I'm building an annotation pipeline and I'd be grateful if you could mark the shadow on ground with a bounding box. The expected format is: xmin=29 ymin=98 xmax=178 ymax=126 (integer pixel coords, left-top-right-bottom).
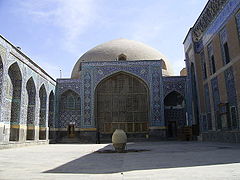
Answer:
xmin=44 ymin=142 xmax=240 ymax=174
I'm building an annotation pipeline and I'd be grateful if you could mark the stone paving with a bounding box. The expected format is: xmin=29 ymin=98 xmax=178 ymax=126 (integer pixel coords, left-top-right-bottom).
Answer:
xmin=0 ymin=141 xmax=240 ymax=180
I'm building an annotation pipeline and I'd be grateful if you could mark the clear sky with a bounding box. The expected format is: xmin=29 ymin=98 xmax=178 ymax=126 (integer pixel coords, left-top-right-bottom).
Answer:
xmin=0 ymin=0 xmax=208 ymax=78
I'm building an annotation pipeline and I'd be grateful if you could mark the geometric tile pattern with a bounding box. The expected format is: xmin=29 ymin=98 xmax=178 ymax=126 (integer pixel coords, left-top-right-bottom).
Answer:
xmin=236 ymin=11 xmax=240 ymax=38
xmin=8 ymin=62 xmax=22 ymax=125
xmin=48 ymin=91 xmax=55 ymax=128
xmin=211 ymin=77 xmax=221 ymax=129
xmin=81 ymin=60 xmax=164 ymax=128
xmin=163 ymin=76 xmax=187 ymax=127
xmin=0 ymin=58 xmax=3 ymax=120
xmin=0 ymin=36 xmax=55 ymax=143
xmin=204 ymin=83 xmax=212 ymax=131
xmin=26 ymin=77 xmax=36 ymax=125
xmin=55 ymin=60 xmax=172 ymax=128
xmin=58 ymin=90 xmax=81 ymax=128
xmin=39 ymin=85 xmax=47 ymax=127
xmin=224 ymin=67 xmax=238 ymax=129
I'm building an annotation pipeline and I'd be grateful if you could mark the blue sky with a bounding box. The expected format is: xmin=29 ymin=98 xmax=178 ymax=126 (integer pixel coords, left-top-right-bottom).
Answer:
xmin=0 ymin=0 xmax=208 ymax=78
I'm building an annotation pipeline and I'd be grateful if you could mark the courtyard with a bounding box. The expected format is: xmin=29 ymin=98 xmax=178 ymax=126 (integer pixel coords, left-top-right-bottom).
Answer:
xmin=0 ymin=141 xmax=240 ymax=180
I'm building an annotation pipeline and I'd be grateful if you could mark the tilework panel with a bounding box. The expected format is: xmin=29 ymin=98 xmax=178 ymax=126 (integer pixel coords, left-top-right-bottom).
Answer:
xmin=55 ymin=79 xmax=81 ymax=128
xmin=211 ymin=77 xmax=221 ymax=129
xmin=39 ymin=85 xmax=47 ymax=127
xmin=200 ymin=51 xmax=207 ymax=79
xmin=163 ymin=77 xmax=186 ymax=97
xmin=48 ymin=92 xmax=55 ymax=128
xmin=163 ymin=76 xmax=187 ymax=127
xmin=192 ymin=0 xmax=228 ymax=41
xmin=202 ymin=0 xmax=240 ymax=45
xmin=204 ymin=84 xmax=212 ymax=130
xmin=52 ymin=60 xmax=167 ymax=129
xmin=26 ymin=78 xmax=36 ymax=125
xmin=8 ymin=63 xmax=22 ymax=124
xmin=236 ymin=11 xmax=240 ymax=38
xmin=0 ymin=59 xmax=3 ymax=122
xmin=79 ymin=60 xmax=164 ymax=127
xmin=0 ymin=36 xmax=56 ymax=143
xmin=83 ymin=72 xmax=92 ymax=126
xmin=201 ymin=114 xmax=208 ymax=132
xmin=184 ymin=56 xmax=194 ymax=126
xmin=224 ymin=67 xmax=239 ymax=129
xmin=58 ymin=90 xmax=81 ymax=128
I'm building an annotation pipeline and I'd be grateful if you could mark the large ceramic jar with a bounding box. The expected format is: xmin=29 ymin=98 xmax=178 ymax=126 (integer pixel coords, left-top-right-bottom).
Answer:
xmin=112 ymin=129 xmax=127 ymax=152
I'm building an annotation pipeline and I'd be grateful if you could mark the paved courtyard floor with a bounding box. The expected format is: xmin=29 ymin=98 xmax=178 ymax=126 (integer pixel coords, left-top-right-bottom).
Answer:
xmin=0 ymin=141 xmax=240 ymax=180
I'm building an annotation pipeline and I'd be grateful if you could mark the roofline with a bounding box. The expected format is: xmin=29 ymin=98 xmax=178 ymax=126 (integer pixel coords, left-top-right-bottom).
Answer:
xmin=0 ymin=34 xmax=56 ymax=83
xmin=191 ymin=0 xmax=212 ymax=31
xmin=183 ymin=0 xmax=218 ymax=44
xmin=184 ymin=0 xmax=230 ymax=43
xmin=183 ymin=28 xmax=193 ymax=44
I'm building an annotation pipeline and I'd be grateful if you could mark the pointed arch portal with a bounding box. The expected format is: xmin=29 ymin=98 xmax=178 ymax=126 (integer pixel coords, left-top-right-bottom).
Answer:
xmin=8 ymin=63 xmax=22 ymax=141
xmin=0 ymin=57 xmax=3 ymax=106
xmin=39 ymin=84 xmax=47 ymax=140
xmin=95 ymin=72 xmax=149 ymax=141
xmin=26 ymin=77 xmax=36 ymax=140
xmin=164 ymin=91 xmax=185 ymax=139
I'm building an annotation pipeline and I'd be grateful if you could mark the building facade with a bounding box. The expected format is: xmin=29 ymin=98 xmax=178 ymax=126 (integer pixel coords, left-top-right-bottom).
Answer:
xmin=0 ymin=37 xmax=191 ymax=145
xmin=51 ymin=39 xmax=190 ymax=143
xmin=4 ymin=0 xmax=239 ymax=145
xmin=184 ymin=0 xmax=240 ymax=143
xmin=0 ymin=35 xmax=56 ymax=146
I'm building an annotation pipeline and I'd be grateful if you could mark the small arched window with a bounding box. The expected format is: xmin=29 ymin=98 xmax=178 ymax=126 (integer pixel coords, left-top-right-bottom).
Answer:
xmin=118 ymin=54 xmax=127 ymax=61
xmin=161 ymin=60 xmax=167 ymax=70
xmin=67 ymin=95 xmax=75 ymax=109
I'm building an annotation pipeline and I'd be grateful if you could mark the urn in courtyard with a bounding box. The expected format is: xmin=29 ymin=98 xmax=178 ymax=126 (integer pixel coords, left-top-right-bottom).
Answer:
xmin=112 ymin=129 xmax=127 ymax=152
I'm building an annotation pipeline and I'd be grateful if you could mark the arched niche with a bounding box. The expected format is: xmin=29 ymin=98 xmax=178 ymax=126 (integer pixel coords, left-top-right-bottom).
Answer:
xmin=39 ymin=84 xmax=47 ymax=140
xmin=48 ymin=91 xmax=55 ymax=128
xmin=95 ymin=71 xmax=149 ymax=142
xmin=59 ymin=89 xmax=80 ymax=138
xmin=48 ymin=91 xmax=55 ymax=140
xmin=118 ymin=54 xmax=127 ymax=61
xmin=60 ymin=90 xmax=80 ymax=112
xmin=164 ymin=91 xmax=185 ymax=138
xmin=164 ymin=91 xmax=184 ymax=109
xmin=0 ymin=56 xmax=3 ymax=105
xmin=8 ymin=62 xmax=22 ymax=141
xmin=162 ymin=60 xmax=167 ymax=70
xmin=26 ymin=77 xmax=36 ymax=140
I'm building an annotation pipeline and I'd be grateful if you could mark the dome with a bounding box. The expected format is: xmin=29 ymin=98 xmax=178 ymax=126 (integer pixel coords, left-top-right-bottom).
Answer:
xmin=71 ymin=38 xmax=173 ymax=78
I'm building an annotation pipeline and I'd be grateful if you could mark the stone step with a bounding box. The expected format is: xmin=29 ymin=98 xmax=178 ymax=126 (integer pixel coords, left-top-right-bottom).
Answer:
xmin=58 ymin=137 xmax=81 ymax=144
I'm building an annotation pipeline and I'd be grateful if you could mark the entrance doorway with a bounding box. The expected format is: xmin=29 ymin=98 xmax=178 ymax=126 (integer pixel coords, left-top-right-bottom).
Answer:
xmin=95 ymin=72 xmax=149 ymax=141
xmin=68 ymin=124 xmax=75 ymax=138
xmin=167 ymin=121 xmax=177 ymax=138
xmin=164 ymin=91 xmax=185 ymax=139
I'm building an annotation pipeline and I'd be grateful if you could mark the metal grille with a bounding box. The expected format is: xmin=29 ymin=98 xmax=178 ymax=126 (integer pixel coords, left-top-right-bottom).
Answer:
xmin=96 ymin=73 xmax=149 ymax=134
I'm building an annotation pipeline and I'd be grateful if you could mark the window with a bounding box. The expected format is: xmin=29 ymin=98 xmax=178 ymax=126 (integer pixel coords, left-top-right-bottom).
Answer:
xmin=230 ymin=106 xmax=238 ymax=129
xmin=207 ymin=112 xmax=212 ymax=130
xmin=202 ymin=114 xmax=207 ymax=132
xmin=220 ymin=28 xmax=230 ymax=64
xmin=207 ymin=43 xmax=216 ymax=75
xmin=118 ymin=54 xmax=127 ymax=61
xmin=211 ymin=55 xmax=216 ymax=74
xmin=67 ymin=95 xmax=75 ymax=109
xmin=223 ymin=43 xmax=230 ymax=64
xmin=200 ymin=51 xmax=207 ymax=79
xmin=235 ymin=11 xmax=240 ymax=38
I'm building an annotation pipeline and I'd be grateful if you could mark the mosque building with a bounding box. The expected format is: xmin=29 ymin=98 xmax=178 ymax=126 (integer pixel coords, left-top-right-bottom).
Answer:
xmin=0 ymin=0 xmax=240 ymax=147
xmin=53 ymin=38 xmax=189 ymax=143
